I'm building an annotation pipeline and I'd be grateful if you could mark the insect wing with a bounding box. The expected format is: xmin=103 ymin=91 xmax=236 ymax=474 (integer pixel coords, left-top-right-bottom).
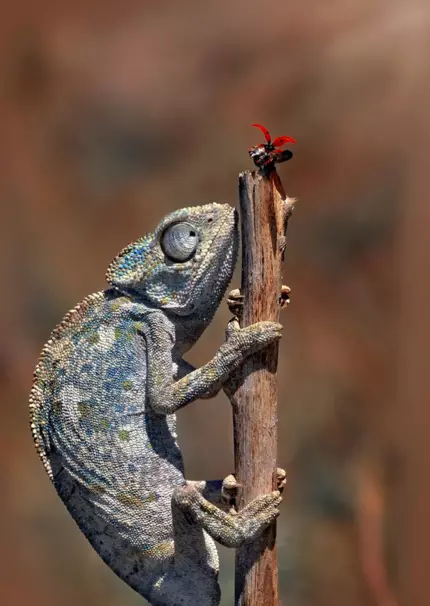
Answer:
xmin=272 ymin=136 xmax=296 ymax=147
xmin=251 ymin=123 xmax=272 ymax=143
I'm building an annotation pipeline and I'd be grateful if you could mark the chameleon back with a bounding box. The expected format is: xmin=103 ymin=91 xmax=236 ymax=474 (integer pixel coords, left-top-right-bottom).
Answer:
xmin=30 ymin=289 xmax=185 ymax=593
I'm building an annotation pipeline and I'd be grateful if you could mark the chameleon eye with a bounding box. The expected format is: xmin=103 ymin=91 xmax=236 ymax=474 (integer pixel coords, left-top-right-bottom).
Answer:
xmin=161 ymin=222 xmax=199 ymax=262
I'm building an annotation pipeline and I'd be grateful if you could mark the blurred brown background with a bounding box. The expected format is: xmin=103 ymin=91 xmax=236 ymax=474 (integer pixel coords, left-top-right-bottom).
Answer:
xmin=1 ymin=1 xmax=430 ymax=605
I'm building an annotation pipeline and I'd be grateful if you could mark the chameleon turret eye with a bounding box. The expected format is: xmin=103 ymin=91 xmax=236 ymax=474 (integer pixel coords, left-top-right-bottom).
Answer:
xmin=161 ymin=222 xmax=199 ymax=262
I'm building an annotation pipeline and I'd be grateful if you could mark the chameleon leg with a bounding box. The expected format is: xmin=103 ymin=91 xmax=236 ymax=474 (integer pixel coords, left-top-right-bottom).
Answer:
xmin=142 ymin=311 xmax=282 ymax=415
xmin=148 ymin=484 xmax=282 ymax=605
xmin=176 ymin=360 xmax=221 ymax=399
xmin=172 ymin=483 xmax=282 ymax=549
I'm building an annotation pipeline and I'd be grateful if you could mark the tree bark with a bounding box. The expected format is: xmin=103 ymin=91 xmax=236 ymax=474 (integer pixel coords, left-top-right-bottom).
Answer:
xmin=229 ymin=169 xmax=294 ymax=606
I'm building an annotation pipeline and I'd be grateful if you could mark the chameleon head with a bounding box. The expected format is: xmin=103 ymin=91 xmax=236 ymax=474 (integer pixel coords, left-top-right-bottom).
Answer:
xmin=106 ymin=202 xmax=239 ymax=315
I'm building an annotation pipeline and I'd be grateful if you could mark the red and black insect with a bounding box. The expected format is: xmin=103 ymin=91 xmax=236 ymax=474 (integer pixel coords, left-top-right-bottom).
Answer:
xmin=248 ymin=124 xmax=295 ymax=172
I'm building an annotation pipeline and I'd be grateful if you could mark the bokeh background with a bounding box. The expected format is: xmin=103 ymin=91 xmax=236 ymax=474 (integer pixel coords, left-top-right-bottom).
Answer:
xmin=2 ymin=1 xmax=430 ymax=605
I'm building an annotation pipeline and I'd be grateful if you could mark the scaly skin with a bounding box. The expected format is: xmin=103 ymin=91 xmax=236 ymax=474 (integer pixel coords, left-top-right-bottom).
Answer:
xmin=29 ymin=202 xmax=283 ymax=606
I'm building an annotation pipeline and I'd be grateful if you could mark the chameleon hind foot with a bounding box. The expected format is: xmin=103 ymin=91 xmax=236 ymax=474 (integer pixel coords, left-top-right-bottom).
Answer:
xmin=172 ymin=484 xmax=282 ymax=549
xmin=221 ymin=467 xmax=287 ymax=512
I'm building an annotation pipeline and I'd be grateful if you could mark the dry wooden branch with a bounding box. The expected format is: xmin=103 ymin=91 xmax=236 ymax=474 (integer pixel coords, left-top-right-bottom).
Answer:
xmin=228 ymin=169 xmax=294 ymax=606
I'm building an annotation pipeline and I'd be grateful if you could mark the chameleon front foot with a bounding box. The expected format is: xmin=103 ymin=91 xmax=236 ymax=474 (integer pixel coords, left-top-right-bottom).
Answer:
xmin=227 ymin=285 xmax=291 ymax=318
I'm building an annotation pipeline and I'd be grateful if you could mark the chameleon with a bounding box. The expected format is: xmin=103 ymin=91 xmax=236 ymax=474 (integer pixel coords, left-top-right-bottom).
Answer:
xmin=29 ymin=202 xmax=285 ymax=606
